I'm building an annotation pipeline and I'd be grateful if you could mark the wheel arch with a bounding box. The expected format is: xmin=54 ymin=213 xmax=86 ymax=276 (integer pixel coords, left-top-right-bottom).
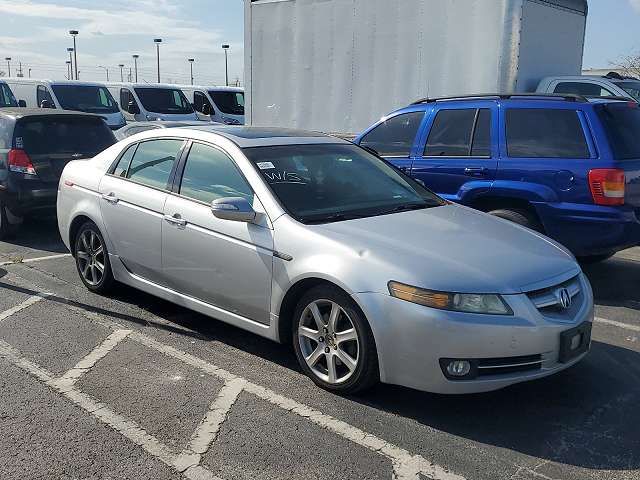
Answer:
xmin=468 ymin=195 xmax=546 ymax=232
xmin=68 ymin=214 xmax=99 ymax=256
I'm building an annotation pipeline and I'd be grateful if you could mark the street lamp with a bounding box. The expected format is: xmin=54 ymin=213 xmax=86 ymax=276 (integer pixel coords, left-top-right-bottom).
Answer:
xmin=67 ymin=47 xmax=74 ymax=81
xmin=118 ymin=64 xmax=124 ymax=82
xmin=69 ymin=30 xmax=79 ymax=80
xmin=222 ymin=44 xmax=230 ymax=86
xmin=188 ymin=58 xmax=195 ymax=85
xmin=5 ymin=57 xmax=11 ymax=77
xmin=66 ymin=60 xmax=72 ymax=80
xmin=132 ymin=54 xmax=139 ymax=83
xmin=153 ymin=38 xmax=162 ymax=83
xmin=98 ymin=65 xmax=109 ymax=81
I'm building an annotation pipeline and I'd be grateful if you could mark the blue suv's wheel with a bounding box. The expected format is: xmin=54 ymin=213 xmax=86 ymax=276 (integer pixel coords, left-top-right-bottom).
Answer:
xmin=489 ymin=209 xmax=543 ymax=233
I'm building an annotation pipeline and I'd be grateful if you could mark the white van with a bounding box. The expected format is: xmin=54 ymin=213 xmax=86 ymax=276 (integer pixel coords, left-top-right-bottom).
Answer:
xmin=0 ymin=81 xmax=21 ymax=108
xmin=4 ymin=79 xmax=126 ymax=129
xmin=105 ymin=82 xmax=200 ymax=123
xmin=180 ymin=85 xmax=244 ymax=125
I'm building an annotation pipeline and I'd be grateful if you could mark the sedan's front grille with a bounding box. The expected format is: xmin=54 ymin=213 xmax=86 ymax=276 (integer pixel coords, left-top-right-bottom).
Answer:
xmin=477 ymin=354 xmax=543 ymax=377
xmin=526 ymin=275 xmax=581 ymax=316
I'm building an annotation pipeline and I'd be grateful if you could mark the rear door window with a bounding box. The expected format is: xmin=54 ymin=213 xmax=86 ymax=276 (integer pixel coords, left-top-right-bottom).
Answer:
xmin=424 ymin=108 xmax=491 ymax=157
xmin=506 ymin=109 xmax=590 ymax=158
xmin=596 ymin=103 xmax=640 ymax=160
xmin=553 ymin=82 xmax=615 ymax=97
xmin=359 ymin=112 xmax=424 ymax=157
xmin=126 ymin=139 xmax=184 ymax=190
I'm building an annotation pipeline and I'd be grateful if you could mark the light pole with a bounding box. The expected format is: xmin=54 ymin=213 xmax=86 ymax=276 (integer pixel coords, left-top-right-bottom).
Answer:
xmin=222 ymin=44 xmax=230 ymax=86
xmin=153 ymin=38 xmax=162 ymax=83
xmin=188 ymin=58 xmax=195 ymax=85
xmin=28 ymin=68 xmax=31 ymax=78
xmin=132 ymin=54 xmax=139 ymax=82
xmin=5 ymin=57 xmax=11 ymax=77
xmin=98 ymin=65 xmax=109 ymax=81
xmin=66 ymin=61 xmax=72 ymax=80
xmin=69 ymin=30 xmax=79 ymax=80
xmin=118 ymin=64 xmax=124 ymax=82
xmin=67 ymin=47 xmax=74 ymax=80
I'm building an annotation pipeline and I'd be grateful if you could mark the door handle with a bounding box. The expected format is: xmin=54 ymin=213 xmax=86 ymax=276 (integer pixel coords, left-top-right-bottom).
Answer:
xmin=464 ymin=167 xmax=488 ymax=176
xmin=164 ymin=214 xmax=187 ymax=228
xmin=101 ymin=193 xmax=119 ymax=204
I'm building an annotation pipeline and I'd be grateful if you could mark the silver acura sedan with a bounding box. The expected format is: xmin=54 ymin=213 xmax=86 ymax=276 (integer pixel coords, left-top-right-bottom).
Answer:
xmin=57 ymin=126 xmax=593 ymax=394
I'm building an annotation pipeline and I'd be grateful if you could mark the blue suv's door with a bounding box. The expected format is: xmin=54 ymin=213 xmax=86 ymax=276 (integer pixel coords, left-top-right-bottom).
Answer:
xmin=411 ymin=103 xmax=498 ymax=203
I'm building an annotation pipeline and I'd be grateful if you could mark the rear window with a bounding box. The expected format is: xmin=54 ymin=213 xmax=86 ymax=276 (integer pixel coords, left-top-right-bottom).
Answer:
xmin=15 ymin=116 xmax=116 ymax=155
xmin=506 ymin=109 xmax=590 ymax=158
xmin=596 ymin=103 xmax=640 ymax=160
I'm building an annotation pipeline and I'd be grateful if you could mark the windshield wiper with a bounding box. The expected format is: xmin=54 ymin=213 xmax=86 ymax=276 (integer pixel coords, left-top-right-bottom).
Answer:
xmin=376 ymin=202 xmax=432 ymax=216
xmin=302 ymin=212 xmax=369 ymax=224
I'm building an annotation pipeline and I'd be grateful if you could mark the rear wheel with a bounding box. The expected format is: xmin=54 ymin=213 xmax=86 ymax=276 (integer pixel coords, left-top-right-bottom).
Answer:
xmin=292 ymin=285 xmax=379 ymax=394
xmin=74 ymin=222 xmax=114 ymax=294
xmin=488 ymin=208 xmax=543 ymax=233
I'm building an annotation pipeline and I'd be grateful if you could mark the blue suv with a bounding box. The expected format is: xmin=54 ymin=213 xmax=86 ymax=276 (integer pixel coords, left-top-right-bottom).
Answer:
xmin=355 ymin=94 xmax=640 ymax=261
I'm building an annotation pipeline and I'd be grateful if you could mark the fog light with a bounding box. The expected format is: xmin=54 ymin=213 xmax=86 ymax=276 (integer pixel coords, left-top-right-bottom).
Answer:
xmin=446 ymin=360 xmax=471 ymax=377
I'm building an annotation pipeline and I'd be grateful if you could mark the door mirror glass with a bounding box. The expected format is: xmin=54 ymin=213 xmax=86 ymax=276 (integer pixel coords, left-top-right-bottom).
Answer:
xmin=211 ymin=197 xmax=256 ymax=223
xmin=127 ymin=100 xmax=140 ymax=115
xmin=201 ymin=103 xmax=212 ymax=116
xmin=40 ymin=99 xmax=52 ymax=109
xmin=18 ymin=99 xmax=27 ymax=108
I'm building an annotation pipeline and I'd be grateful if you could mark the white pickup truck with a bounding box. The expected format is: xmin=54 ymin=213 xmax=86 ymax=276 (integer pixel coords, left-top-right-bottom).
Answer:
xmin=536 ymin=72 xmax=640 ymax=101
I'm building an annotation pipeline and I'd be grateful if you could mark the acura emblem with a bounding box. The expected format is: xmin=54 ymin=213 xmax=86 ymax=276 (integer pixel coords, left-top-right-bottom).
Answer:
xmin=556 ymin=288 xmax=572 ymax=310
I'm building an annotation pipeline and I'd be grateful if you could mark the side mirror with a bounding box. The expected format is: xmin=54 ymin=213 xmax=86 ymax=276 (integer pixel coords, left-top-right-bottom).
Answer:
xmin=127 ymin=100 xmax=140 ymax=115
xmin=18 ymin=99 xmax=26 ymax=108
xmin=201 ymin=103 xmax=212 ymax=116
xmin=211 ymin=197 xmax=256 ymax=223
xmin=40 ymin=99 xmax=52 ymax=109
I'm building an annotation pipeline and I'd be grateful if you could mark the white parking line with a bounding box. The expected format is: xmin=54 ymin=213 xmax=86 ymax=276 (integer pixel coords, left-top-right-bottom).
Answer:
xmin=594 ymin=317 xmax=640 ymax=333
xmin=0 ymin=253 xmax=71 ymax=266
xmin=0 ymin=293 xmax=50 ymax=322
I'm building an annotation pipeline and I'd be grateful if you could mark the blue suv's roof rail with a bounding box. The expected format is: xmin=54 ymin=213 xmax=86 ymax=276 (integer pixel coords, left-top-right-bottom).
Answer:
xmin=411 ymin=93 xmax=588 ymax=105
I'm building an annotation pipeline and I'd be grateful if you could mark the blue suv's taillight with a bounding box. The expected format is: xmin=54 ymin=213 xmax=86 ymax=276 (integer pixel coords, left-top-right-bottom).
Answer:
xmin=588 ymin=169 xmax=625 ymax=206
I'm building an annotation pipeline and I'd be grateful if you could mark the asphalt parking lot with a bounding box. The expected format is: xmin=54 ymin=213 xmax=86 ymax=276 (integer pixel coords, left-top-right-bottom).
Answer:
xmin=0 ymin=218 xmax=638 ymax=480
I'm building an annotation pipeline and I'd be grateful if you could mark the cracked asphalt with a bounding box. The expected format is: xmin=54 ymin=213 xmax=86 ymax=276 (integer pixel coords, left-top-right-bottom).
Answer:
xmin=0 ymin=218 xmax=639 ymax=480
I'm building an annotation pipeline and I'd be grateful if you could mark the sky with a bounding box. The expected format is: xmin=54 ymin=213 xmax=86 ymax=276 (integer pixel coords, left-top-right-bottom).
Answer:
xmin=0 ymin=0 xmax=638 ymax=85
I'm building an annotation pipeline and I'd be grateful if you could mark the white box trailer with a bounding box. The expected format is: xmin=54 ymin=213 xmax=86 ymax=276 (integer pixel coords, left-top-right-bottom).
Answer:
xmin=244 ymin=0 xmax=588 ymax=135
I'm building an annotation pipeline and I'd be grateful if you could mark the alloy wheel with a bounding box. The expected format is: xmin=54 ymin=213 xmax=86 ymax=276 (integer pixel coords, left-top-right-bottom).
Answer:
xmin=76 ymin=229 xmax=105 ymax=286
xmin=298 ymin=299 xmax=360 ymax=385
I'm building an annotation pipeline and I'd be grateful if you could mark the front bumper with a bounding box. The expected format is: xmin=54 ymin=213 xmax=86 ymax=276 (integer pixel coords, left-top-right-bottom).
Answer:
xmin=353 ymin=273 xmax=593 ymax=394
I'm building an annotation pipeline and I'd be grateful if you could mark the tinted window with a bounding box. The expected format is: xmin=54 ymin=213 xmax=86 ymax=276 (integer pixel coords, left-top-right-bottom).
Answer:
xmin=424 ymin=109 xmax=491 ymax=157
xmin=0 ymin=83 xmax=18 ymax=107
xmin=37 ymin=86 xmax=55 ymax=108
xmin=134 ymin=88 xmax=193 ymax=114
xmin=554 ymin=82 xmax=615 ymax=97
xmin=126 ymin=139 xmax=184 ymax=189
xmin=209 ymin=91 xmax=244 ymax=115
xmin=112 ymin=144 xmax=138 ymax=177
xmin=16 ymin=117 xmax=115 ymax=155
xmin=613 ymin=81 xmax=640 ymax=101
xmin=596 ymin=103 xmax=640 ymax=160
xmin=506 ymin=109 xmax=590 ymax=158
xmin=360 ymin=112 xmax=424 ymax=157
xmin=51 ymin=85 xmax=119 ymax=113
xmin=180 ymin=143 xmax=253 ymax=204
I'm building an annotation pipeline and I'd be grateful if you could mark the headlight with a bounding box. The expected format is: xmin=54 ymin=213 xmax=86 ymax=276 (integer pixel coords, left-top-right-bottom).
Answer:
xmin=388 ymin=281 xmax=513 ymax=315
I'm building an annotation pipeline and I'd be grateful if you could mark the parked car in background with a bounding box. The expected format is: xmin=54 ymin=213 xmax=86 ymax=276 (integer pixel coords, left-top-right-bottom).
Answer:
xmin=0 ymin=81 xmax=21 ymax=108
xmin=114 ymin=120 xmax=215 ymax=141
xmin=4 ymin=79 xmax=126 ymax=129
xmin=355 ymin=94 xmax=640 ymax=262
xmin=0 ymin=109 xmax=116 ymax=238
xmin=537 ymin=72 xmax=640 ymax=102
xmin=105 ymin=82 xmax=199 ymax=123
xmin=181 ymin=85 xmax=245 ymax=125
xmin=57 ymin=125 xmax=592 ymax=395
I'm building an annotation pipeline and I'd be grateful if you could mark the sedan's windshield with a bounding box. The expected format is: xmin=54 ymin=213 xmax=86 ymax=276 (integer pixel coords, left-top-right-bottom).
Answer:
xmin=0 ymin=83 xmax=18 ymax=107
xmin=134 ymin=87 xmax=194 ymax=114
xmin=209 ymin=91 xmax=244 ymax=115
xmin=243 ymin=144 xmax=444 ymax=224
xmin=614 ymin=80 xmax=640 ymax=101
xmin=51 ymin=85 xmax=119 ymax=113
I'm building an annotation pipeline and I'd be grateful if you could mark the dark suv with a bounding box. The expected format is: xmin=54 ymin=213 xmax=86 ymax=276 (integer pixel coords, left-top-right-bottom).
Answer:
xmin=0 ymin=109 xmax=116 ymax=237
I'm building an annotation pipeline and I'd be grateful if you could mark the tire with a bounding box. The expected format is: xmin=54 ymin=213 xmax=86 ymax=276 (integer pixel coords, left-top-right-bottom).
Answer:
xmin=488 ymin=208 xmax=543 ymax=233
xmin=577 ymin=253 xmax=615 ymax=264
xmin=74 ymin=221 xmax=115 ymax=294
xmin=292 ymin=285 xmax=379 ymax=394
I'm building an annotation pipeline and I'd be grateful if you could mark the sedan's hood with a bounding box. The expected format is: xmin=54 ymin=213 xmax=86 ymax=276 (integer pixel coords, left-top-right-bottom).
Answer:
xmin=312 ymin=205 xmax=579 ymax=295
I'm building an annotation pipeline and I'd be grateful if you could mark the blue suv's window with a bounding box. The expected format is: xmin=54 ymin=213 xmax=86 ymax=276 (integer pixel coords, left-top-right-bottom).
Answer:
xmin=596 ymin=104 xmax=640 ymax=160
xmin=360 ymin=112 xmax=424 ymax=157
xmin=506 ymin=109 xmax=590 ymax=159
xmin=424 ymin=109 xmax=491 ymax=157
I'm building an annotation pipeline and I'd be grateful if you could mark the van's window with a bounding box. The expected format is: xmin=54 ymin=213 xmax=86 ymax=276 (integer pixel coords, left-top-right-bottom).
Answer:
xmin=554 ymin=82 xmax=615 ymax=97
xmin=179 ymin=143 xmax=253 ymax=204
xmin=596 ymin=103 xmax=640 ymax=160
xmin=506 ymin=109 xmax=590 ymax=158
xmin=360 ymin=112 xmax=424 ymax=157
xmin=613 ymin=81 xmax=640 ymax=101
xmin=208 ymin=91 xmax=244 ymax=115
xmin=425 ymin=109 xmax=491 ymax=157
xmin=36 ymin=85 xmax=56 ymax=109
xmin=194 ymin=91 xmax=212 ymax=114
xmin=120 ymin=89 xmax=134 ymax=110
xmin=112 ymin=143 xmax=138 ymax=177
xmin=51 ymin=85 xmax=119 ymax=114
xmin=126 ymin=139 xmax=184 ymax=189
xmin=0 ymin=83 xmax=18 ymax=107
xmin=134 ymin=88 xmax=193 ymax=114
xmin=15 ymin=116 xmax=115 ymax=155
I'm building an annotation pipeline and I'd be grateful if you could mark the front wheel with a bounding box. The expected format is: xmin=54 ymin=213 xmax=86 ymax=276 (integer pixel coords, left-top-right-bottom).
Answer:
xmin=74 ymin=222 xmax=115 ymax=294
xmin=292 ymin=285 xmax=379 ymax=394
xmin=488 ymin=208 xmax=543 ymax=233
